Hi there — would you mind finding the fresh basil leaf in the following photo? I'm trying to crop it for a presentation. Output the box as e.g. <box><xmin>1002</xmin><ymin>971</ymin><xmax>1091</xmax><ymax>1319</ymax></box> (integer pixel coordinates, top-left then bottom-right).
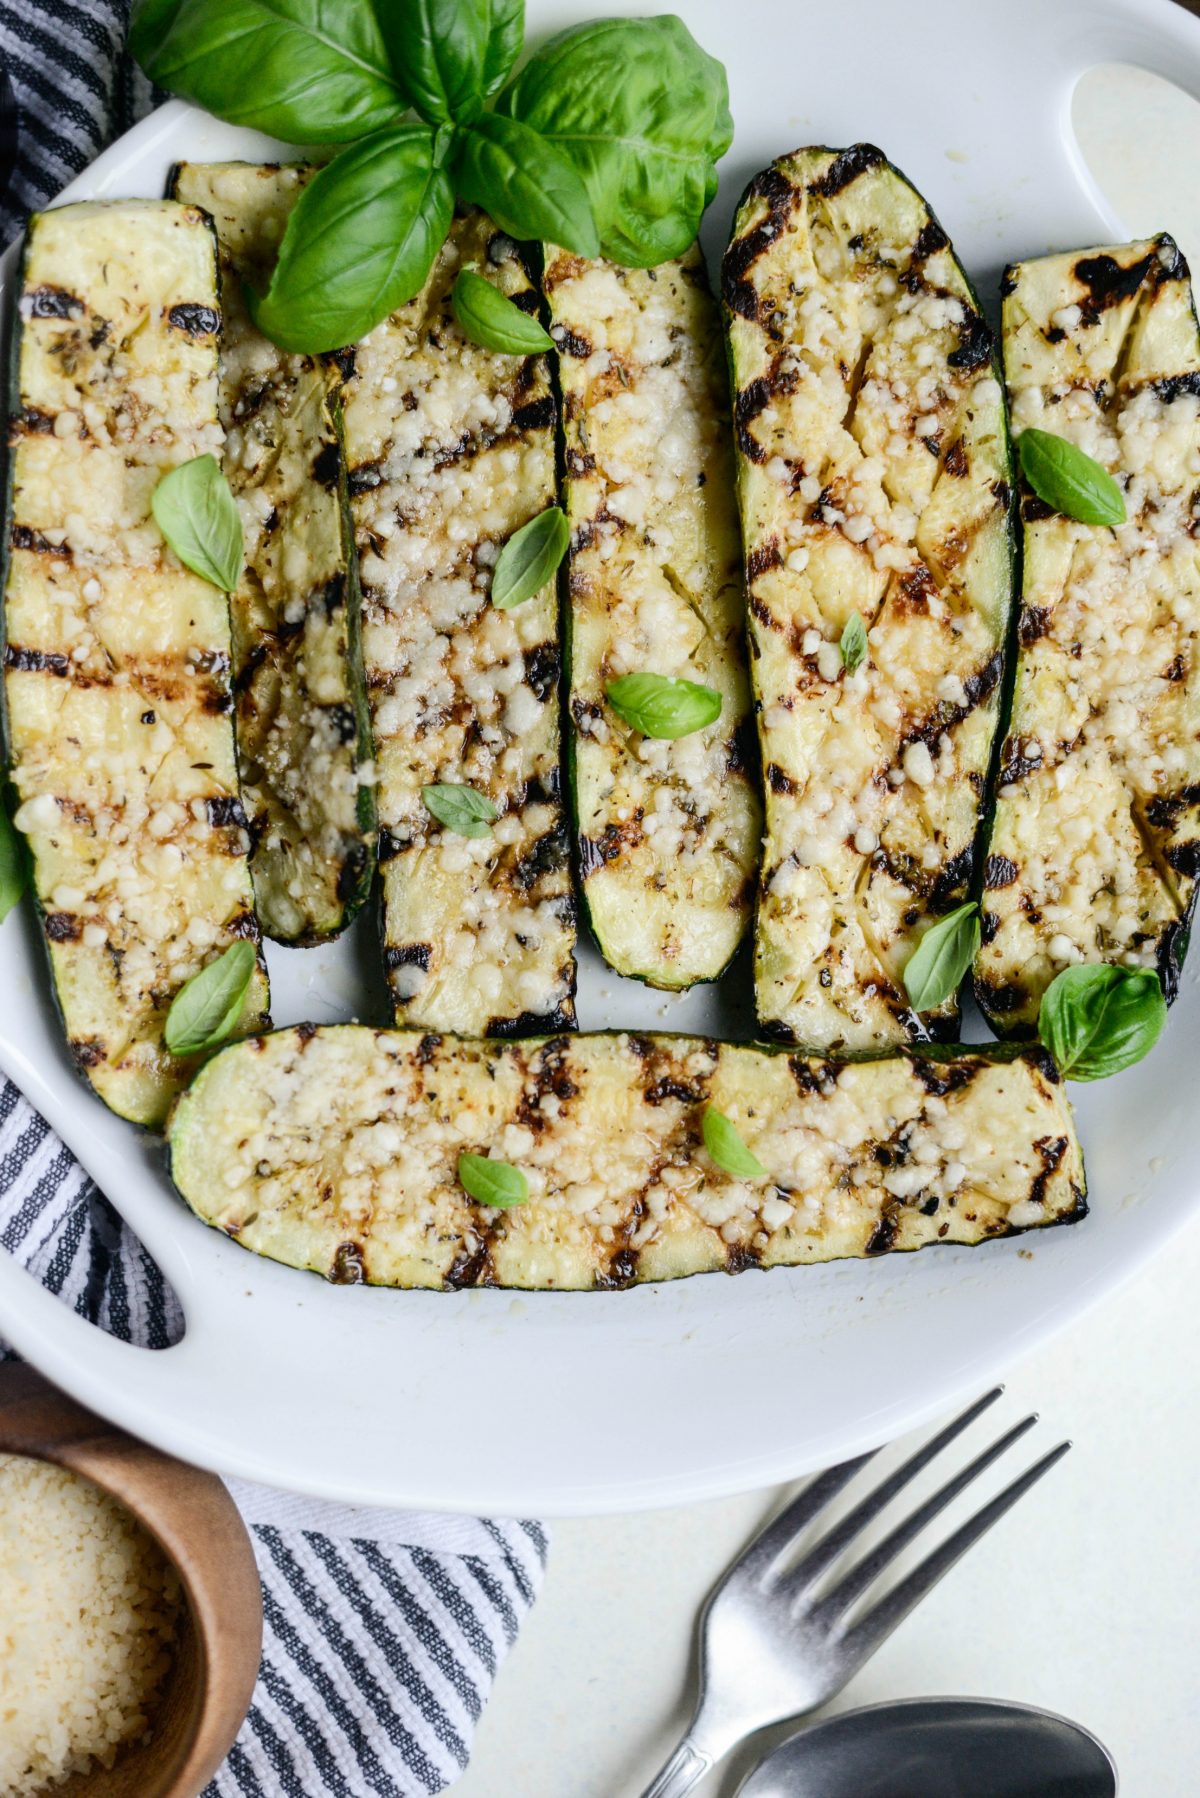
<box><xmin>481</xmin><ymin>0</ymin><xmax>524</xmax><ymax>99</ymax></box>
<box><xmin>840</xmin><ymin>610</ymin><xmax>867</xmax><ymax>674</ymax></box>
<box><xmin>0</xmin><ymin>797</ymin><xmax>28</xmax><ymax>923</ymax></box>
<box><xmin>376</xmin><ymin>0</ymin><xmax>489</xmax><ymax>124</ymax></box>
<box><xmin>458</xmin><ymin>1152</ymin><xmax>528</xmax><ymax>1207</ymax></box>
<box><xmin>129</xmin><ymin>0</ymin><xmax>406</xmax><ymax>143</ymax></box>
<box><xmin>1018</xmin><ymin>428</ymin><xmax>1126</xmax><ymax>527</ymax></box>
<box><xmin>702</xmin><ymin>1107</ymin><xmax>767</xmax><ymax>1181</ymax></box>
<box><xmin>422</xmin><ymin>782</ymin><xmax>498</xmax><ymax>838</ymax></box>
<box><xmin>1038</xmin><ymin>963</ymin><xmax>1165</xmax><ymax>1081</ymax></box>
<box><xmin>247</xmin><ymin>126</ymin><xmax>454</xmax><ymax>354</ymax></box>
<box><xmin>902</xmin><ymin>903</ymin><xmax>980</xmax><ymax>1011</ymax></box>
<box><xmin>454</xmin><ymin>112</ymin><xmax>599</xmax><ymax>258</ymax></box>
<box><xmin>164</xmin><ymin>940</ymin><xmax>257</xmax><ymax>1057</ymax></box>
<box><xmin>151</xmin><ymin>455</ymin><xmax>243</xmax><ymax>591</ymax></box>
<box><xmin>497</xmin><ymin>15</ymin><xmax>731</xmax><ymax>265</ymax></box>
<box><xmin>491</xmin><ymin>506</ymin><xmax>569</xmax><ymax>609</ymax></box>
<box><xmin>452</xmin><ymin>269</ymin><xmax>554</xmax><ymax>355</ymax></box>
<box><xmin>605</xmin><ymin>673</ymin><xmax>722</xmax><ymax>740</ymax></box>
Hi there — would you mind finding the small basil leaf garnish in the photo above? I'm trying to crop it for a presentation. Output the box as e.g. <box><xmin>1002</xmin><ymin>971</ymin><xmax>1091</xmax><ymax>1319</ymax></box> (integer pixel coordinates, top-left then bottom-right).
<box><xmin>606</xmin><ymin>673</ymin><xmax>722</xmax><ymax>740</ymax></box>
<box><xmin>422</xmin><ymin>782</ymin><xmax>498</xmax><ymax>838</ymax></box>
<box><xmin>702</xmin><ymin>1106</ymin><xmax>767</xmax><ymax>1181</ymax></box>
<box><xmin>1017</xmin><ymin>428</ymin><xmax>1126</xmax><ymax>527</ymax></box>
<box><xmin>840</xmin><ymin>610</ymin><xmax>867</xmax><ymax>674</ymax></box>
<box><xmin>1038</xmin><ymin>963</ymin><xmax>1166</xmax><ymax>1081</ymax></box>
<box><xmin>151</xmin><ymin>454</ymin><xmax>243</xmax><ymax>591</ymax></box>
<box><xmin>0</xmin><ymin>799</ymin><xmax>28</xmax><ymax>923</ymax></box>
<box><xmin>164</xmin><ymin>940</ymin><xmax>257</xmax><ymax>1057</ymax></box>
<box><xmin>453</xmin><ymin>111</ymin><xmax>599</xmax><ymax>257</ymax></box>
<box><xmin>902</xmin><ymin>902</ymin><xmax>980</xmax><ymax>1012</ymax></box>
<box><xmin>458</xmin><ymin>1151</ymin><xmax>529</xmax><ymax>1207</ymax></box>
<box><xmin>491</xmin><ymin>505</ymin><xmax>569</xmax><ymax>609</ymax></box>
<box><xmin>452</xmin><ymin>269</ymin><xmax>554</xmax><ymax>355</ymax></box>
<box><xmin>247</xmin><ymin>125</ymin><xmax>454</xmax><ymax>354</ymax></box>
<box><xmin>495</xmin><ymin>15</ymin><xmax>732</xmax><ymax>266</ymax></box>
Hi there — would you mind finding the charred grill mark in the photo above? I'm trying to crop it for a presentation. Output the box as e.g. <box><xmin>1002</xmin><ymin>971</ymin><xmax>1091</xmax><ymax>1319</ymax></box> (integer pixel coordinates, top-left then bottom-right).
<box><xmin>976</xmin><ymin>978</ymin><xmax>1025</xmax><ymax>1015</ymax></box>
<box><xmin>566</xmin><ymin>448</ymin><xmax>596</xmax><ymax>478</ymax></box>
<box><xmin>727</xmin><ymin>716</ymin><xmax>757</xmax><ymax>777</ymax></box>
<box><xmin>788</xmin><ymin>1056</ymin><xmax>837</xmax><ymax>1095</ymax></box>
<box><xmin>26</xmin><ymin>285</ymin><xmax>82</xmax><ymax>318</ymax></box>
<box><xmin>385</xmin><ymin>943</ymin><xmax>431</xmax><ymax>984</ymax></box>
<box><xmin>553</xmin><ymin>326</ymin><xmax>592</xmax><ymax>358</ymax></box>
<box><xmin>943</xmin><ymin>438</ymin><xmax>968</xmax><ymax>478</ymax></box>
<box><xmin>70</xmin><ymin>1037</ymin><xmax>106</xmax><ymax>1070</ymax></box>
<box><xmin>234</xmin><ymin>642</ymin><xmax>268</xmax><ymax>694</ymax></box>
<box><xmin>980</xmin><ymin>909</ymin><xmax>1000</xmax><ymax>945</ymax></box>
<box><xmin>1021</xmin><ymin>493</ymin><xmax>1056</xmax><ymax>524</ymax></box>
<box><xmin>984</xmin><ymin>854</ymin><xmax>1019</xmax><ymax>889</ymax></box>
<box><xmin>1147</xmin><ymin>371</ymin><xmax>1200</xmax><ymax>404</ymax></box>
<box><xmin>767</xmin><ymin>762</ymin><xmax>796</xmax><ymax>794</ymax></box>
<box><xmin>912</xmin><ymin>219</ymin><xmax>950</xmax><ymax>262</ymax></box>
<box><xmin>1158</xmin><ymin>915</ymin><xmax>1191</xmax><ymax>1003</ymax></box>
<box><xmin>225</xmin><ymin>909</ymin><xmax>259</xmax><ymax>942</ymax></box>
<box><xmin>328</xmin><ymin>1241</ymin><xmax>366</xmax><ymax>1284</ymax></box>
<box><xmin>930</xmin><ymin>846</ymin><xmax>973</xmax><ymax>911</ymax></box>
<box><xmin>746</xmin><ymin>538</ymin><xmax>783</xmax><ymax>582</ymax></box>
<box><xmin>1166</xmin><ymin>840</ymin><xmax>1200</xmax><ymax>878</ymax></box>
<box><xmin>1073</xmin><ymin>251</ymin><xmax>1156</xmax><ymax>325</ymax></box>
<box><xmin>524</xmin><ymin>642</ymin><xmax>559</xmax><ymax>701</ymax></box>
<box><xmin>734</xmin><ymin>375</ymin><xmax>773</xmax><ymax>462</ymax></box>
<box><xmin>812</xmin><ymin>142</ymin><xmax>885</xmax><ymax>197</ymax></box>
<box><xmin>310</xmin><ymin>440</ymin><xmax>340</xmax><ymax>486</ymax></box>
<box><xmin>898</xmin><ymin>649</ymin><xmax>1002</xmax><ymax>757</ymax></box>
<box><xmin>327</xmin><ymin>345</ymin><xmax>356</xmax><ymax>382</ymax></box>
<box><xmin>336</xmin><ymin>841</ymin><xmax>369</xmax><ymax>902</ymax></box>
<box><xmin>5</xmin><ymin>645</ymin><xmax>70</xmax><ymax>675</ymax></box>
<box><xmin>512</xmin><ymin>823</ymin><xmax>568</xmax><ymax>890</ymax></box>
<box><xmin>1026</xmin><ymin>1135</ymin><xmax>1068</xmax><ymax>1212</ymax></box>
<box><xmin>1164</xmin><ymin>654</ymin><xmax>1187</xmax><ymax>683</ymax></box>
<box><xmin>910</xmin><ymin>1054</ymin><xmax>979</xmax><ymax>1097</ymax></box>
<box><xmin>516</xmin><ymin>1036</ymin><xmax>579</xmax><ymax>1133</ymax></box>
<box><xmin>947</xmin><ymin>308</ymin><xmax>993</xmax><ymax>371</ymax></box>
<box><xmin>645</xmin><ymin>1075</ymin><xmax>705</xmax><ymax>1106</ymax></box>
<box><xmin>1000</xmin><ymin>266</ymin><xmax>1018</xmax><ymax>298</ymax></box>
<box><xmin>865</xmin><ymin>1204</ymin><xmax>902</xmax><ymax>1254</ymax></box>
<box><xmin>12</xmin><ymin>406</ymin><xmax>55</xmax><ymax>435</ymax></box>
<box><xmin>444</xmin><ymin>1239</ymin><xmax>494</xmax><ymax>1289</ymax></box>
<box><xmin>722</xmin><ymin>163</ymin><xmax>797</xmax><ymax>322</ymax></box>
<box><xmin>44</xmin><ymin>911</ymin><xmax>81</xmax><ymax>942</ymax></box>
<box><xmin>347</xmin><ymin>460</ymin><xmax>383</xmax><ymax>498</ymax></box>
<box><xmin>377</xmin><ymin>829</ymin><xmax>405</xmax><ymax>863</ymax></box>
<box><xmin>512</xmin><ymin>395</ymin><xmax>555</xmax><ymax>432</ymax></box>
<box><xmin>1145</xmin><ymin>785</ymin><xmax>1200</xmax><ymax>828</ymax></box>
<box><xmin>487</xmin><ymin>1001</ymin><xmax>576</xmax><ymax>1038</ymax></box>
<box><xmin>325</xmin><ymin>703</ymin><xmax>357</xmax><ymax>744</ymax></box>
<box><xmin>415</xmin><ymin>1032</ymin><xmax>442</xmax><ymax>1065</ymax></box>
<box><xmin>578</xmin><ymin>816</ymin><xmax>641</xmax><ymax>877</ymax></box>
<box><xmin>166</xmin><ymin>303</ymin><xmax>220</xmax><ymax>337</ymax></box>
<box><xmin>205</xmin><ymin>796</ymin><xmax>249</xmax><ymax>830</ymax></box>
<box><xmin>10</xmin><ymin>524</ymin><xmax>65</xmax><ymax>555</ymax></box>
<box><xmin>1019</xmin><ymin>605</ymin><xmax>1052</xmax><ymax>647</ymax></box>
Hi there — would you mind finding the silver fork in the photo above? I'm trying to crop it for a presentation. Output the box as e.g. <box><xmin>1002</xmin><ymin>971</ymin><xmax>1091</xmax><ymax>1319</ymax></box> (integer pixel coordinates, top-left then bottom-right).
<box><xmin>639</xmin><ymin>1389</ymin><xmax>1069</xmax><ymax>1798</ymax></box>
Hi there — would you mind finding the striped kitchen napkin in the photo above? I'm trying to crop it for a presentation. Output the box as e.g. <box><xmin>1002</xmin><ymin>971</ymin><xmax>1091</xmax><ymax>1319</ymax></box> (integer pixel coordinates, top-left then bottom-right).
<box><xmin>0</xmin><ymin>6</ymin><xmax>547</xmax><ymax>1794</ymax></box>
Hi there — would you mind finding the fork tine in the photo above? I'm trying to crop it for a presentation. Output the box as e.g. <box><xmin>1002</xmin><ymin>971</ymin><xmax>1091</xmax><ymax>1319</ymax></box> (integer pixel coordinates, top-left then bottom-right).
<box><xmin>837</xmin><ymin>1439</ymin><xmax>1071</xmax><ymax>1661</ymax></box>
<box><xmin>779</xmin><ymin>1386</ymin><xmax>1005</xmax><ymax>1598</ymax></box>
<box><xmin>813</xmin><ymin>1410</ymin><xmax>1038</xmax><ymax>1620</ymax></box>
<box><xmin>731</xmin><ymin>1453</ymin><xmax>878</xmax><ymax>1587</ymax></box>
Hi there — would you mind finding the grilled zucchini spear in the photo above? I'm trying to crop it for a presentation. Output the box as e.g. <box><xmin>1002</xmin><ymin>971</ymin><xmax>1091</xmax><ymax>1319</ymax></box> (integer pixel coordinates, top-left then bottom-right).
<box><xmin>169</xmin><ymin>1026</ymin><xmax>1084</xmax><ymax>1290</ymax></box>
<box><xmin>169</xmin><ymin>162</ymin><xmax>376</xmax><ymax>945</ymax></box>
<box><xmin>340</xmin><ymin>209</ymin><xmax>576</xmax><ymax>1036</ymax></box>
<box><xmin>543</xmin><ymin>245</ymin><xmax>760</xmax><ymax>986</ymax></box>
<box><xmin>1</xmin><ymin>200</ymin><xmax>269</xmax><ymax>1126</ymax></box>
<box><xmin>724</xmin><ymin>145</ymin><xmax>1014</xmax><ymax>1051</ymax></box>
<box><xmin>976</xmin><ymin>236</ymin><xmax>1200</xmax><ymax>1030</ymax></box>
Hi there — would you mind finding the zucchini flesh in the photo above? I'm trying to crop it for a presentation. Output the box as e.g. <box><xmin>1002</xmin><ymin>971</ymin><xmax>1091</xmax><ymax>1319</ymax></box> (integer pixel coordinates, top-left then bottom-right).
<box><xmin>168</xmin><ymin>1026</ymin><xmax>1084</xmax><ymax>1290</ymax></box>
<box><xmin>977</xmin><ymin>236</ymin><xmax>1200</xmax><ymax>1030</ymax></box>
<box><xmin>169</xmin><ymin>162</ymin><xmax>376</xmax><ymax>945</ymax></box>
<box><xmin>340</xmin><ymin>210</ymin><xmax>576</xmax><ymax>1036</ymax></box>
<box><xmin>1</xmin><ymin>200</ymin><xmax>269</xmax><ymax>1127</ymax></box>
<box><xmin>724</xmin><ymin>146</ymin><xmax>1014</xmax><ymax>1051</ymax></box>
<box><xmin>543</xmin><ymin>245</ymin><xmax>760</xmax><ymax>987</ymax></box>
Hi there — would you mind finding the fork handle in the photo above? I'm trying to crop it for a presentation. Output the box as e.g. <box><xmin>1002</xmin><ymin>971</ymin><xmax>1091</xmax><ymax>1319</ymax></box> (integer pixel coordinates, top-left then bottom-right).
<box><xmin>638</xmin><ymin>1739</ymin><xmax>714</xmax><ymax>1798</ymax></box>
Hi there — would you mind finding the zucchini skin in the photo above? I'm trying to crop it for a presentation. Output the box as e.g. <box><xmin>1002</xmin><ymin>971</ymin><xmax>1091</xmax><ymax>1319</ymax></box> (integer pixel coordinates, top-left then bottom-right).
<box><xmin>977</xmin><ymin>236</ymin><xmax>1200</xmax><ymax>1032</ymax></box>
<box><xmin>1</xmin><ymin>200</ymin><xmax>269</xmax><ymax>1128</ymax></box>
<box><xmin>543</xmin><ymin>244</ymin><xmax>761</xmax><ymax>989</ymax></box>
<box><xmin>167</xmin><ymin>1025</ymin><xmax>1084</xmax><ymax>1291</ymax></box>
<box><xmin>723</xmin><ymin>145</ymin><xmax>1015</xmax><ymax>1053</ymax></box>
<box><xmin>340</xmin><ymin>209</ymin><xmax>577</xmax><ymax>1037</ymax></box>
<box><xmin>168</xmin><ymin>162</ymin><xmax>377</xmax><ymax>946</ymax></box>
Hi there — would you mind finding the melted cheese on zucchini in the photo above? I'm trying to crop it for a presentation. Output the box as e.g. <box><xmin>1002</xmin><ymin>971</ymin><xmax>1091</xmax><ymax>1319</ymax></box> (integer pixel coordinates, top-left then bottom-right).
<box><xmin>543</xmin><ymin>245</ymin><xmax>760</xmax><ymax>987</ymax></box>
<box><xmin>977</xmin><ymin>237</ymin><xmax>1200</xmax><ymax>1030</ymax></box>
<box><xmin>2</xmin><ymin>201</ymin><xmax>269</xmax><ymax>1126</ymax></box>
<box><xmin>169</xmin><ymin>1026</ymin><xmax>1084</xmax><ymax>1290</ymax></box>
<box><xmin>169</xmin><ymin>162</ymin><xmax>376</xmax><ymax>945</ymax></box>
<box><xmin>340</xmin><ymin>210</ymin><xmax>576</xmax><ymax>1036</ymax></box>
<box><xmin>724</xmin><ymin>145</ymin><xmax>1013</xmax><ymax>1051</ymax></box>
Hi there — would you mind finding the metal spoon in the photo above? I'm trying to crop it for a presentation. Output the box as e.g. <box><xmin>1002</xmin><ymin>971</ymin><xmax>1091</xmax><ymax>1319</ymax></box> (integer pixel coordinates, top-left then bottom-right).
<box><xmin>738</xmin><ymin>1697</ymin><xmax>1117</xmax><ymax>1798</ymax></box>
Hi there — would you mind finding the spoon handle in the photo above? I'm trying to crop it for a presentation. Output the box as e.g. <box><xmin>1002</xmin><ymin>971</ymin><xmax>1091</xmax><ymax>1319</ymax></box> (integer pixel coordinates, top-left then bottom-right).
<box><xmin>638</xmin><ymin>1738</ymin><xmax>714</xmax><ymax>1798</ymax></box>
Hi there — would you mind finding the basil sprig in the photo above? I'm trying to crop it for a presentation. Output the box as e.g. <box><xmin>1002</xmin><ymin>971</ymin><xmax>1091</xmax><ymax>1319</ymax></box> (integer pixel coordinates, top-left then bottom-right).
<box><xmin>164</xmin><ymin>940</ymin><xmax>257</xmax><ymax>1057</ymax></box>
<box><xmin>1038</xmin><ymin>964</ymin><xmax>1165</xmax><ymax>1081</ymax></box>
<box><xmin>422</xmin><ymin>782</ymin><xmax>498</xmax><ymax>839</ymax></box>
<box><xmin>840</xmin><ymin>610</ymin><xmax>867</xmax><ymax>674</ymax></box>
<box><xmin>1018</xmin><ymin>428</ymin><xmax>1126</xmax><ymax>527</ymax></box>
<box><xmin>151</xmin><ymin>455</ymin><xmax>243</xmax><ymax>591</ymax></box>
<box><xmin>458</xmin><ymin>1152</ymin><xmax>528</xmax><ymax>1207</ymax></box>
<box><xmin>132</xmin><ymin>1</ymin><xmax>731</xmax><ymax>352</ymax></box>
<box><xmin>452</xmin><ymin>270</ymin><xmax>554</xmax><ymax>355</ymax></box>
<box><xmin>902</xmin><ymin>903</ymin><xmax>980</xmax><ymax>1012</ymax></box>
<box><xmin>702</xmin><ymin>1107</ymin><xmax>767</xmax><ymax>1181</ymax></box>
<box><xmin>606</xmin><ymin>673</ymin><xmax>722</xmax><ymax>740</ymax></box>
<box><xmin>491</xmin><ymin>506</ymin><xmax>569</xmax><ymax>609</ymax></box>
<box><xmin>0</xmin><ymin>798</ymin><xmax>28</xmax><ymax>923</ymax></box>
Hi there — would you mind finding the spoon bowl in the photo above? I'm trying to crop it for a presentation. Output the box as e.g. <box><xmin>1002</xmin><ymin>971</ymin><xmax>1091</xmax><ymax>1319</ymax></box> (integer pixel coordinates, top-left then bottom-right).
<box><xmin>738</xmin><ymin>1697</ymin><xmax>1117</xmax><ymax>1798</ymax></box>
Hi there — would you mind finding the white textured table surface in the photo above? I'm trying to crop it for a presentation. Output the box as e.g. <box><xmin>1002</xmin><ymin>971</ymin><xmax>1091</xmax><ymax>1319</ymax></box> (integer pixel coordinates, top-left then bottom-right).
<box><xmin>456</xmin><ymin>62</ymin><xmax>1200</xmax><ymax>1798</ymax></box>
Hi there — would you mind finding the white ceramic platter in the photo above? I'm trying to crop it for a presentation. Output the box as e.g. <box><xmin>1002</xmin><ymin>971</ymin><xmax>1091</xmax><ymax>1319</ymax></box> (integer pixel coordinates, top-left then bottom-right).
<box><xmin>3</xmin><ymin>0</ymin><xmax>1200</xmax><ymax>1515</ymax></box>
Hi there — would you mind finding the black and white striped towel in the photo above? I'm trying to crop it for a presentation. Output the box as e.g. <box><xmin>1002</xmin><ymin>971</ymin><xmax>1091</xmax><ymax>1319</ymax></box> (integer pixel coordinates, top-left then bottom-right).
<box><xmin>0</xmin><ymin>7</ymin><xmax>547</xmax><ymax>1794</ymax></box>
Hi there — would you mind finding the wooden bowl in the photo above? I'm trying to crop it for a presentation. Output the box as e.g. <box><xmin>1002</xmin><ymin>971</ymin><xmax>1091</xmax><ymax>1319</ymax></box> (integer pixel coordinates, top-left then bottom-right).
<box><xmin>0</xmin><ymin>1361</ymin><xmax>263</xmax><ymax>1798</ymax></box>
